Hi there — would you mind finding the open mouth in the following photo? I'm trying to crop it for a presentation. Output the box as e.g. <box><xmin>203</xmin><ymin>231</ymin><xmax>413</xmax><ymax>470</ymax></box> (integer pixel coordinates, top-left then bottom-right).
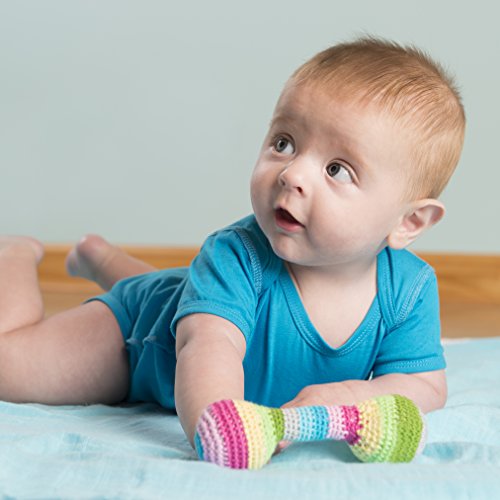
<box><xmin>275</xmin><ymin>207</ymin><xmax>304</xmax><ymax>231</ymax></box>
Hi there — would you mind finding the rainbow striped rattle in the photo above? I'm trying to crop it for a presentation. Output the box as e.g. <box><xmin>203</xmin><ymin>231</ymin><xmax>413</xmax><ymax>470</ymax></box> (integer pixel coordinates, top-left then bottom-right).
<box><xmin>194</xmin><ymin>394</ymin><xmax>426</xmax><ymax>469</ymax></box>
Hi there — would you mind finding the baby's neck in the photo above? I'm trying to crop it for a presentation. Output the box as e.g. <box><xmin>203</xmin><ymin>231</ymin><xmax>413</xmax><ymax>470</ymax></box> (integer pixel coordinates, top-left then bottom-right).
<box><xmin>286</xmin><ymin>258</ymin><xmax>377</xmax><ymax>296</ymax></box>
<box><xmin>286</xmin><ymin>260</ymin><xmax>378</xmax><ymax>349</ymax></box>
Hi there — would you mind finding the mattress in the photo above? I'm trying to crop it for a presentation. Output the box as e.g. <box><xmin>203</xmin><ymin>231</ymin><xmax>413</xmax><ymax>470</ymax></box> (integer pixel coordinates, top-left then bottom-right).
<box><xmin>1</xmin><ymin>337</ymin><xmax>499</xmax><ymax>499</ymax></box>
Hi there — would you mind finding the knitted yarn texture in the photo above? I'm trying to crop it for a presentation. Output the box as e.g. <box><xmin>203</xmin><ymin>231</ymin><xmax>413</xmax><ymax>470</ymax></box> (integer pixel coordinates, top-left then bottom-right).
<box><xmin>194</xmin><ymin>394</ymin><xmax>426</xmax><ymax>469</ymax></box>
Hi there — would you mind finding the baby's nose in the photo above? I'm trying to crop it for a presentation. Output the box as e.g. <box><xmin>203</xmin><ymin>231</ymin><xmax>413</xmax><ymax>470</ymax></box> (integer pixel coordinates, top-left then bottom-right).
<box><xmin>278</xmin><ymin>162</ymin><xmax>309</xmax><ymax>195</ymax></box>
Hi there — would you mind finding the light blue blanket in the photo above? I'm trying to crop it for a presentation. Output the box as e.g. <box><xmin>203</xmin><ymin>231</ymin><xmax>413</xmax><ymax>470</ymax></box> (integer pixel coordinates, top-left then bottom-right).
<box><xmin>1</xmin><ymin>337</ymin><xmax>500</xmax><ymax>499</ymax></box>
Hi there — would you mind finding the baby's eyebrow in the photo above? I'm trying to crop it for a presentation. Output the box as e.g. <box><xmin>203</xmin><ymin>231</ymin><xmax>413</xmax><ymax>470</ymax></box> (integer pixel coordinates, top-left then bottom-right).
<box><xmin>269</xmin><ymin>115</ymin><xmax>289</xmax><ymax>128</ymax></box>
<box><xmin>269</xmin><ymin>110</ymin><xmax>308</xmax><ymax>131</ymax></box>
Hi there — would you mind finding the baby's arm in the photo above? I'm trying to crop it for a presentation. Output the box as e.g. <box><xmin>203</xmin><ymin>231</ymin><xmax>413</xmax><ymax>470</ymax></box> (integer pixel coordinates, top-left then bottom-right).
<box><xmin>175</xmin><ymin>313</ymin><xmax>247</xmax><ymax>445</ymax></box>
<box><xmin>283</xmin><ymin>370</ymin><xmax>447</xmax><ymax>414</ymax></box>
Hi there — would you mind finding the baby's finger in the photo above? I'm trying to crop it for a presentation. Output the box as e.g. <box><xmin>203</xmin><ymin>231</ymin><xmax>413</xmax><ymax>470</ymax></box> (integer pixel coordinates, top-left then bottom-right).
<box><xmin>273</xmin><ymin>440</ymin><xmax>291</xmax><ymax>455</ymax></box>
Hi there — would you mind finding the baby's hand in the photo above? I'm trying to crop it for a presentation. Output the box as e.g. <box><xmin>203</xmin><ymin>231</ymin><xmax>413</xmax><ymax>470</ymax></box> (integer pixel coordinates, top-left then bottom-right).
<box><xmin>275</xmin><ymin>384</ymin><xmax>341</xmax><ymax>455</ymax></box>
<box><xmin>282</xmin><ymin>382</ymin><xmax>356</xmax><ymax>409</ymax></box>
<box><xmin>274</xmin><ymin>382</ymin><xmax>360</xmax><ymax>455</ymax></box>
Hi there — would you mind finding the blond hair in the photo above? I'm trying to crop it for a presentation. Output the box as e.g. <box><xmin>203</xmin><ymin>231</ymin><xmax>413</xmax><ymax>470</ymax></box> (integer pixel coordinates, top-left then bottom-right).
<box><xmin>291</xmin><ymin>37</ymin><xmax>465</xmax><ymax>199</ymax></box>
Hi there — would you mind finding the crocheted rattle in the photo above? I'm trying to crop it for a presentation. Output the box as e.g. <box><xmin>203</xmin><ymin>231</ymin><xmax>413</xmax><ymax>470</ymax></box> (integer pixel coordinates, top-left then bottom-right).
<box><xmin>194</xmin><ymin>394</ymin><xmax>426</xmax><ymax>469</ymax></box>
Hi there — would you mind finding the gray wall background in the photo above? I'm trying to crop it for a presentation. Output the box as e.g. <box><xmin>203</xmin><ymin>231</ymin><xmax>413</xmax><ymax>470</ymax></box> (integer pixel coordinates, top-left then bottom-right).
<box><xmin>1</xmin><ymin>0</ymin><xmax>498</xmax><ymax>252</ymax></box>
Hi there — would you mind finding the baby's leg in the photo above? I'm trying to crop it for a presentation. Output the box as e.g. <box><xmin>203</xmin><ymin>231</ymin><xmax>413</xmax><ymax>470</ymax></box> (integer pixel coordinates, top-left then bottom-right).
<box><xmin>0</xmin><ymin>237</ymin><xmax>128</xmax><ymax>404</ymax></box>
<box><xmin>0</xmin><ymin>237</ymin><xmax>45</xmax><ymax>334</ymax></box>
<box><xmin>66</xmin><ymin>234</ymin><xmax>156</xmax><ymax>291</ymax></box>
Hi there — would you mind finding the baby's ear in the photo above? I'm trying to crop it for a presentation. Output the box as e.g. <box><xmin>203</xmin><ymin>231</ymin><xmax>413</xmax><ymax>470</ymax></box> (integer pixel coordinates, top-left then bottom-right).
<box><xmin>388</xmin><ymin>199</ymin><xmax>445</xmax><ymax>250</ymax></box>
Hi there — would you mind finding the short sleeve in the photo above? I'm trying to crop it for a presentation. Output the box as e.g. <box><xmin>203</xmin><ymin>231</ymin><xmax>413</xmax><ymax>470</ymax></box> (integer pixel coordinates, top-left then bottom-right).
<box><xmin>170</xmin><ymin>228</ymin><xmax>258</xmax><ymax>341</ymax></box>
<box><xmin>373</xmin><ymin>271</ymin><xmax>446</xmax><ymax>376</ymax></box>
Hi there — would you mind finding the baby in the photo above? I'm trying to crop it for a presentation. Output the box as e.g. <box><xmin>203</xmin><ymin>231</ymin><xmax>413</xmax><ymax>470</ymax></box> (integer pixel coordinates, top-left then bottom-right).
<box><xmin>0</xmin><ymin>37</ymin><xmax>465</xmax><ymax>468</ymax></box>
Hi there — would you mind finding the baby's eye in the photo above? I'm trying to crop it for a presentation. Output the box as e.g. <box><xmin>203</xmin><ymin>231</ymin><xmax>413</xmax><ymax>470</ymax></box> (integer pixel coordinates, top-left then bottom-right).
<box><xmin>326</xmin><ymin>162</ymin><xmax>353</xmax><ymax>184</ymax></box>
<box><xmin>273</xmin><ymin>136</ymin><xmax>295</xmax><ymax>155</ymax></box>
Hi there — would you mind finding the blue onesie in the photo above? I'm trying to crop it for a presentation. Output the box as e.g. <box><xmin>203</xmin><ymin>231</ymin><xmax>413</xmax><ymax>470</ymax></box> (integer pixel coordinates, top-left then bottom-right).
<box><xmin>90</xmin><ymin>215</ymin><xmax>445</xmax><ymax>409</ymax></box>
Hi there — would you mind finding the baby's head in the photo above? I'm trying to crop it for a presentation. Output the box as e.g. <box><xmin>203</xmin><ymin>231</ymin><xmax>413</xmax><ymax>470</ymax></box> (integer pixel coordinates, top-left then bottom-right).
<box><xmin>251</xmin><ymin>37</ymin><xmax>465</xmax><ymax>267</ymax></box>
<box><xmin>289</xmin><ymin>37</ymin><xmax>465</xmax><ymax>201</ymax></box>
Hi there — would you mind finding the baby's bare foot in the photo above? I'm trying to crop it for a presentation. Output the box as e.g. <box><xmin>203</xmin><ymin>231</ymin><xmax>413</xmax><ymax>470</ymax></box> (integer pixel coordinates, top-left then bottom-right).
<box><xmin>66</xmin><ymin>234</ymin><xmax>121</xmax><ymax>290</ymax></box>
<box><xmin>0</xmin><ymin>236</ymin><xmax>44</xmax><ymax>263</ymax></box>
<box><xmin>67</xmin><ymin>235</ymin><xmax>156</xmax><ymax>291</ymax></box>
